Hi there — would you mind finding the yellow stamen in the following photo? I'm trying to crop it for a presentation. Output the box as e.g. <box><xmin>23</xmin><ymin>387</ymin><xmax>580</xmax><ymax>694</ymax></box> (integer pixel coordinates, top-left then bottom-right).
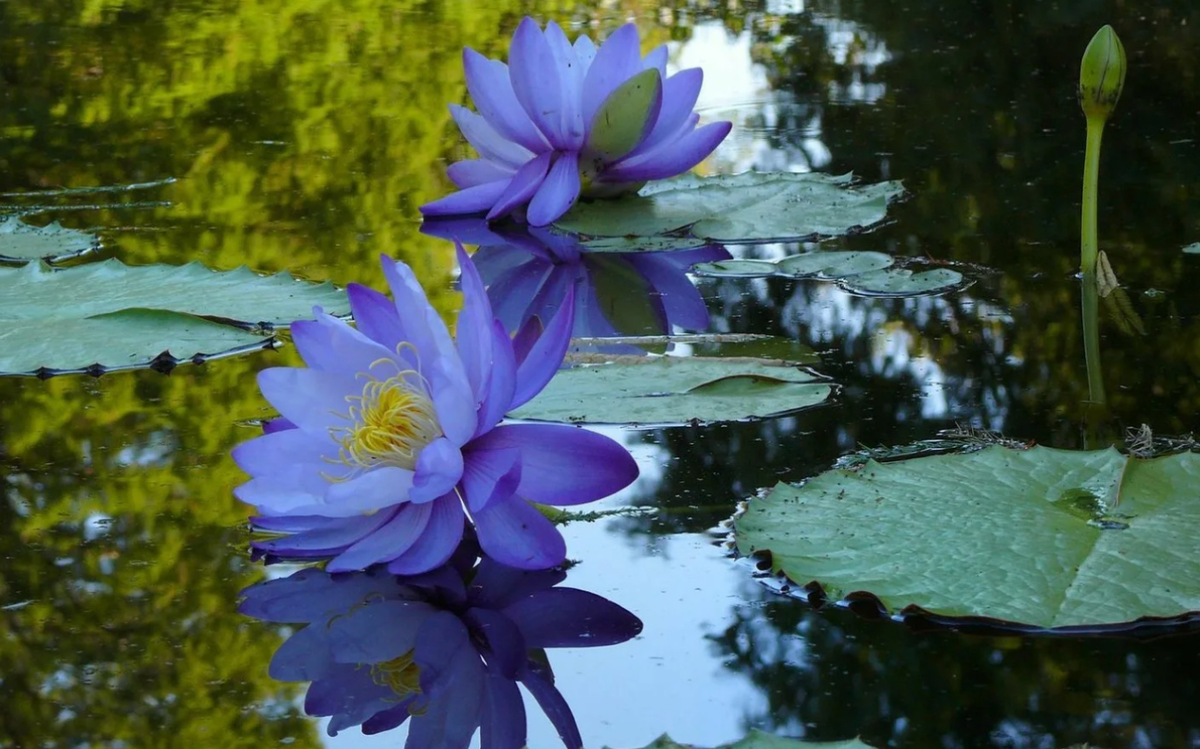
<box><xmin>369</xmin><ymin>650</ymin><xmax>424</xmax><ymax>706</ymax></box>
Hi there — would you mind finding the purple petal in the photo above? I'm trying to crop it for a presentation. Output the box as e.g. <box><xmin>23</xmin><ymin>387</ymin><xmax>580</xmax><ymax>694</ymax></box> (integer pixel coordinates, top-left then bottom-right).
<box><xmin>262</xmin><ymin>416</ymin><xmax>296</xmax><ymax>434</ymax></box>
<box><xmin>472</xmin><ymin>321</ymin><xmax>518</xmax><ymax>438</ymax></box>
<box><xmin>510</xmin><ymin>283</ymin><xmax>575</xmax><ymax>408</ymax></box>
<box><xmin>291</xmin><ymin>311</ymin><xmax>394</xmax><ymax>374</ymax></box>
<box><xmin>486</xmin><ymin>151</ymin><xmax>551</xmax><ymax>221</ymax></box>
<box><xmin>511</xmin><ymin>315</ymin><xmax>542</xmax><ymax>364</ymax></box>
<box><xmin>326</xmin><ymin>502</ymin><xmax>432</xmax><ymax>572</ymax></box>
<box><xmin>581</xmin><ymin>24</ymin><xmax>642</xmax><ymax>130</ymax></box>
<box><xmin>269</xmin><ymin>625</ymin><xmax>334</xmax><ymax>681</ymax></box>
<box><xmin>321</xmin><ymin>465</ymin><xmax>417</xmax><ymax>516</ymax></box>
<box><xmin>361</xmin><ymin>704</ymin><xmax>413</xmax><ymax>735</ymax></box>
<box><xmin>420</xmin><ymin>180</ymin><xmax>510</xmax><ymax>218</ymax></box>
<box><xmin>327</xmin><ymin>598</ymin><xmax>438</xmax><ymax>662</ymax></box>
<box><xmin>601</xmin><ymin>120</ymin><xmax>732</xmax><ymax>183</ymax></box>
<box><xmin>464</xmin><ymin>49</ymin><xmax>548</xmax><ymax>153</ymax></box>
<box><xmin>481</xmin><ymin>665</ymin><xmax>527</xmax><ymax>749</ymax></box>
<box><xmin>627</xmin><ymin>252</ymin><xmax>718</xmax><ymax>331</ymax></box>
<box><xmin>341</xmin><ymin>282</ymin><xmax>404</xmax><ymax>354</ymax></box>
<box><xmin>469</xmin><ymin>424</ymin><xmax>638</xmax><ymax>506</ymax></box>
<box><xmin>642</xmin><ymin>44</ymin><xmax>668</xmax><ymax>76</ymax></box>
<box><xmin>466</xmin><ymin>607</ymin><xmax>527</xmax><ymax>679</ymax></box>
<box><xmin>257</xmin><ymin>367</ymin><xmax>355</xmax><ymax>432</ymax></box>
<box><xmin>232</xmin><ymin>428</ymin><xmax>335</xmax><ymax>478</ymax></box>
<box><xmin>234</xmin><ymin>471</ymin><xmax>328</xmax><ymax>516</ymax></box>
<box><xmin>508</xmin><ymin>17</ymin><xmax>568</xmax><ymax>149</ymax></box>
<box><xmin>447</xmin><ymin>158</ymin><xmax>514</xmax><ymax>189</ymax></box>
<box><xmin>386</xmin><ymin>492</ymin><xmax>465</xmax><ymax>575</ymax></box>
<box><xmin>410</xmin><ymin>437</ymin><xmax>465</xmax><ymax>504</ymax></box>
<box><xmin>527</xmin><ymin>151</ymin><xmax>581</xmax><ymax>226</ymax></box>
<box><xmin>252</xmin><ymin>510</ymin><xmax>395</xmax><ymax>558</ymax></box>
<box><xmin>519</xmin><ymin>662</ymin><xmax>583</xmax><ymax>749</ymax></box>
<box><xmin>487</xmin><ymin>262</ymin><xmax>554</xmax><ymax>331</ymax></box>
<box><xmin>460</xmin><ymin>445</ymin><xmax>521</xmax><ymax>513</ymax></box>
<box><xmin>467</xmin><ymin>558</ymin><xmax>565</xmax><ymax>609</ymax></box>
<box><xmin>474</xmin><ymin>494</ymin><xmax>566</xmax><ymax>570</ymax></box>
<box><xmin>455</xmin><ymin>243</ymin><xmax>496</xmax><ymax>404</ymax></box>
<box><xmin>503</xmin><ymin>588</ymin><xmax>643</xmax><ymax>647</ymax></box>
<box><xmin>238</xmin><ymin>567</ymin><xmax>403</xmax><ymax>623</ymax></box>
<box><xmin>409</xmin><ymin>613</ymin><xmax>485</xmax><ymax>749</ymax></box>
<box><xmin>450</xmin><ymin>104</ymin><xmax>535</xmax><ymax>168</ymax></box>
<box><xmin>621</xmin><ymin>68</ymin><xmax>704</xmax><ymax>162</ymax></box>
<box><xmin>572</xmin><ymin>35</ymin><xmax>596</xmax><ymax>71</ymax></box>
<box><xmin>543</xmin><ymin>21</ymin><xmax>585</xmax><ymax>149</ymax></box>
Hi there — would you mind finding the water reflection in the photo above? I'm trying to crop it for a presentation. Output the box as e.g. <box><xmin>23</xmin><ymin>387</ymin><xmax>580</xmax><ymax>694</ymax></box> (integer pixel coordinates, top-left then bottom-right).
<box><xmin>423</xmin><ymin>218</ymin><xmax>729</xmax><ymax>338</ymax></box>
<box><xmin>239</xmin><ymin>535</ymin><xmax>642</xmax><ymax>747</ymax></box>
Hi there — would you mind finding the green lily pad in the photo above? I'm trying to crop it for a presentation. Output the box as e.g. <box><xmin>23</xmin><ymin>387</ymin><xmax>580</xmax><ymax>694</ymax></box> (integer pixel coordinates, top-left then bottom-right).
<box><xmin>0</xmin><ymin>215</ymin><xmax>101</xmax><ymax>264</ymax></box>
<box><xmin>555</xmin><ymin>172</ymin><xmax>905</xmax><ymax>244</ymax></box>
<box><xmin>579</xmin><ymin>236</ymin><xmax>715</xmax><ymax>253</ymax></box>
<box><xmin>734</xmin><ymin>444</ymin><xmax>1200</xmax><ymax>630</ymax></box>
<box><xmin>775</xmin><ymin>251</ymin><xmax>894</xmax><ymax>279</ymax></box>
<box><xmin>692</xmin><ymin>259</ymin><xmax>780</xmax><ymax>278</ymax></box>
<box><xmin>1183</xmin><ymin>242</ymin><xmax>1200</xmax><ymax>255</ymax></box>
<box><xmin>839</xmin><ymin>267</ymin><xmax>967</xmax><ymax>297</ymax></box>
<box><xmin>613</xmin><ymin>731</ymin><xmax>877</xmax><ymax>749</ymax></box>
<box><xmin>0</xmin><ymin>259</ymin><xmax>348</xmax><ymax>376</ymax></box>
<box><xmin>512</xmin><ymin>355</ymin><xmax>834</xmax><ymax>426</ymax></box>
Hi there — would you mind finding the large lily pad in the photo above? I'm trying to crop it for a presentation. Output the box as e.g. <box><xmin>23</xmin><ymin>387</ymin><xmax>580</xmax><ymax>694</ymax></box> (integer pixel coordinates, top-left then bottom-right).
<box><xmin>554</xmin><ymin>172</ymin><xmax>905</xmax><ymax>245</ymax></box>
<box><xmin>0</xmin><ymin>215</ymin><xmax>101</xmax><ymax>264</ymax></box>
<box><xmin>614</xmin><ymin>732</ymin><xmax>876</xmax><ymax>749</ymax></box>
<box><xmin>511</xmin><ymin>355</ymin><xmax>834</xmax><ymax>426</ymax></box>
<box><xmin>734</xmin><ymin>444</ymin><xmax>1200</xmax><ymax>630</ymax></box>
<box><xmin>839</xmin><ymin>267</ymin><xmax>966</xmax><ymax>296</ymax></box>
<box><xmin>0</xmin><ymin>259</ymin><xmax>348</xmax><ymax>375</ymax></box>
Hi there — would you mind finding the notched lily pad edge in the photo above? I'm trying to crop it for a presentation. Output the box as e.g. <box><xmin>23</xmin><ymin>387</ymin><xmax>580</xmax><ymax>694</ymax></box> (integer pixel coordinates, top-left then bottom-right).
<box><xmin>6</xmin><ymin>336</ymin><xmax>282</xmax><ymax>379</ymax></box>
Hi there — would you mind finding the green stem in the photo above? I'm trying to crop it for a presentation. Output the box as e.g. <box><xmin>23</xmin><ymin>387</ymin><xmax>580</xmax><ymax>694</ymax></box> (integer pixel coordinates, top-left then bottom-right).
<box><xmin>1080</xmin><ymin>118</ymin><xmax>1105</xmax><ymax>276</ymax></box>
<box><xmin>1081</xmin><ymin>270</ymin><xmax>1106</xmax><ymax>406</ymax></box>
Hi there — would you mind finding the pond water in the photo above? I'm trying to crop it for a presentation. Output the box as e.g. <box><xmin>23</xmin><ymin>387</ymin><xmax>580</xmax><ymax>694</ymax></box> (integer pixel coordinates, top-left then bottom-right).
<box><xmin>2</xmin><ymin>1</ymin><xmax>1200</xmax><ymax>748</ymax></box>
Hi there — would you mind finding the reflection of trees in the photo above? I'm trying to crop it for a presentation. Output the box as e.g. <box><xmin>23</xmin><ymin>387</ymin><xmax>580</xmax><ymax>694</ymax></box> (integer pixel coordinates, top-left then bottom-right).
<box><xmin>710</xmin><ymin>581</ymin><xmax>1200</xmax><ymax>747</ymax></box>
<box><xmin>0</xmin><ymin>361</ymin><xmax>317</xmax><ymax>747</ymax></box>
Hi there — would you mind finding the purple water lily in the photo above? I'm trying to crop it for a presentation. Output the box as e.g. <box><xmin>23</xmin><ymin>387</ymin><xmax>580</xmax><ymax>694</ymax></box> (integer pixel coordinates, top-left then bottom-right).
<box><xmin>233</xmin><ymin>248</ymin><xmax>638</xmax><ymax>574</ymax></box>
<box><xmin>423</xmin><ymin>218</ymin><xmax>730</xmax><ymax>339</ymax></box>
<box><xmin>420</xmin><ymin>17</ymin><xmax>732</xmax><ymax>227</ymax></box>
<box><xmin>238</xmin><ymin>544</ymin><xmax>642</xmax><ymax>748</ymax></box>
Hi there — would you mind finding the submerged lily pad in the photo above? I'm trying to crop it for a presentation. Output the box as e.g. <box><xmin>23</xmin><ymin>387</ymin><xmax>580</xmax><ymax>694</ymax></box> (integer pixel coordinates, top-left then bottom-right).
<box><xmin>512</xmin><ymin>355</ymin><xmax>834</xmax><ymax>426</ymax></box>
<box><xmin>840</xmin><ymin>267</ymin><xmax>967</xmax><ymax>296</ymax></box>
<box><xmin>692</xmin><ymin>259</ymin><xmax>780</xmax><ymax>278</ymax></box>
<box><xmin>734</xmin><ymin>445</ymin><xmax>1200</xmax><ymax>630</ymax></box>
<box><xmin>555</xmin><ymin>172</ymin><xmax>905</xmax><ymax>245</ymax></box>
<box><xmin>579</xmin><ymin>236</ymin><xmax>713</xmax><ymax>253</ymax></box>
<box><xmin>0</xmin><ymin>259</ymin><xmax>348</xmax><ymax>375</ymax></box>
<box><xmin>0</xmin><ymin>215</ymin><xmax>101</xmax><ymax>264</ymax></box>
<box><xmin>775</xmin><ymin>251</ymin><xmax>894</xmax><ymax>279</ymax></box>
<box><xmin>614</xmin><ymin>732</ymin><xmax>877</xmax><ymax>749</ymax></box>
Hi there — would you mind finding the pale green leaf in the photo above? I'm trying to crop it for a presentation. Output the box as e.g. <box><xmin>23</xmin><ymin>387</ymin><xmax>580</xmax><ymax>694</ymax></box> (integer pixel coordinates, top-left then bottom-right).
<box><xmin>776</xmin><ymin>251</ymin><xmax>893</xmax><ymax>279</ymax></box>
<box><xmin>734</xmin><ymin>445</ymin><xmax>1200</xmax><ymax>629</ymax></box>
<box><xmin>840</xmin><ymin>267</ymin><xmax>967</xmax><ymax>296</ymax></box>
<box><xmin>0</xmin><ymin>215</ymin><xmax>100</xmax><ymax>264</ymax></box>
<box><xmin>693</xmin><ymin>259</ymin><xmax>779</xmax><ymax>278</ymax></box>
<box><xmin>512</xmin><ymin>355</ymin><xmax>834</xmax><ymax>426</ymax></box>
<box><xmin>586</xmin><ymin>68</ymin><xmax>662</xmax><ymax>164</ymax></box>
<box><xmin>555</xmin><ymin>172</ymin><xmax>905</xmax><ymax>244</ymax></box>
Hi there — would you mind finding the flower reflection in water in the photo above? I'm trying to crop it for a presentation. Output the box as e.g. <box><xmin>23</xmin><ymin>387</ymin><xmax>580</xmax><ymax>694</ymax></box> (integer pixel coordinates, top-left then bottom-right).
<box><xmin>239</xmin><ymin>537</ymin><xmax>642</xmax><ymax>749</ymax></box>
<box><xmin>423</xmin><ymin>218</ymin><xmax>729</xmax><ymax>340</ymax></box>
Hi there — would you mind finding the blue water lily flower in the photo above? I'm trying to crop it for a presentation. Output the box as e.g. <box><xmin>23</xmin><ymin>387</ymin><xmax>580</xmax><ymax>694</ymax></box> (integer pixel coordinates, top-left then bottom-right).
<box><xmin>420</xmin><ymin>17</ymin><xmax>732</xmax><ymax>226</ymax></box>
<box><xmin>233</xmin><ymin>247</ymin><xmax>638</xmax><ymax>574</ymax></box>
<box><xmin>238</xmin><ymin>548</ymin><xmax>643</xmax><ymax>748</ymax></box>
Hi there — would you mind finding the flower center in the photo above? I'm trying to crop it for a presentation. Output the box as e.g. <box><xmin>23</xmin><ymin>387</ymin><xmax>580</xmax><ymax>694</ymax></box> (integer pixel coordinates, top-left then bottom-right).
<box><xmin>370</xmin><ymin>650</ymin><xmax>423</xmax><ymax>705</ymax></box>
<box><xmin>331</xmin><ymin>359</ymin><xmax>441</xmax><ymax>475</ymax></box>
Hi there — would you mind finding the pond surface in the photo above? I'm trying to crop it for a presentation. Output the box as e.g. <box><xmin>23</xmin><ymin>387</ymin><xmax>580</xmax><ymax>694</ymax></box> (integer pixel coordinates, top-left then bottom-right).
<box><xmin>3</xmin><ymin>1</ymin><xmax>1200</xmax><ymax>748</ymax></box>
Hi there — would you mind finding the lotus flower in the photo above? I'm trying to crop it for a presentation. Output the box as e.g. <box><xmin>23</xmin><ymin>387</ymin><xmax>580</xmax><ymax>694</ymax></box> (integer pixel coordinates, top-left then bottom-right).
<box><xmin>238</xmin><ymin>543</ymin><xmax>643</xmax><ymax>747</ymax></box>
<box><xmin>233</xmin><ymin>247</ymin><xmax>638</xmax><ymax>573</ymax></box>
<box><xmin>423</xmin><ymin>218</ymin><xmax>729</xmax><ymax>339</ymax></box>
<box><xmin>419</xmin><ymin>17</ymin><xmax>732</xmax><ymax>227</ymax></box>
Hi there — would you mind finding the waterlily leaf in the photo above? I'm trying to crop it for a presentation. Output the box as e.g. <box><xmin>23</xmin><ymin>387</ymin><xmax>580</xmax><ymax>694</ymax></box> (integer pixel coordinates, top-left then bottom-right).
<box><xmin>734</xmin><ymin>444</ymin><xmax>1200</xmax><ymax>630</ymax></box>
<box><xmin>0</xmin><ymin>259</ymin><xmax>347</xmax><ymax>375</ymax></box>
<box><xmin>613</xmin><ymin>731</ymin><xmax>877</xmax><ymax>749</ymax></box>
<box><xmin>512</xmin><ymin>355</ymin><xmax>834</xmax><ymax>426</ymax></box>
<box><xmin>839</xmin><ymin>267</ymin><xmax>967</xmax><ymax>297</ymax></box>
<box><xmin>579</xmin><ymin>235</ymin><xmax>715</xmax><ymax>253</ymax></box>
<box><xmin>555</xmin><ymin>172</ymin><xmax>905</xmax><ymax>244</ymax></box>
<box><xmin>775</xmin><ymin>251</ymin><xmax>894</xmax><ymax>279</ymax></box>
<box><xmin>1183</xmin><ymin>242</ymin><xmax>1200</xmax><ymax>254</ymax></box>
<box><xmin>0</xmin><ymin>215</ymin><xmax>101</xmax><ymax>264</ymax></box>
<box><xmin>692</xmin><ymin>259</ymin><xmax>779</xmax><ymax>278</ymax></box>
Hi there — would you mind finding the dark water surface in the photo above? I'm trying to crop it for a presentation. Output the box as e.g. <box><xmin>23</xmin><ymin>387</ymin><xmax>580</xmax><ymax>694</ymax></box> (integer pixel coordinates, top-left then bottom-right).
<box><xmin>2</xmin><ymin>1</ymin><xmax>1200</xmax><ymax>747</ymax></box>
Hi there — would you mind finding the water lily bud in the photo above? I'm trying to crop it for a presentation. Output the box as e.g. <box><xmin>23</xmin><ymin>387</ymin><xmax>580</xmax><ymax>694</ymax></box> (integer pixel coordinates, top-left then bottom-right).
<box><xmin>586</xmin><ymin>68</ymin><xmax>663</xmax><ymax>165</ymax></box>
<box><xmin>1079</xmin><ymin>25</ymin><xmax>1126</xmax><ymax>121</ymax></box>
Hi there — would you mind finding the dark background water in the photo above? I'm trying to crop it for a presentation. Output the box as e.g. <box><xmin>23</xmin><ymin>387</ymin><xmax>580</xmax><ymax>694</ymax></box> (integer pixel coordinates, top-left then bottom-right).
<box><xmin>1</xmin><ymin>1</ymin><xmax>1199</xmax><ymax>747</ymax></box>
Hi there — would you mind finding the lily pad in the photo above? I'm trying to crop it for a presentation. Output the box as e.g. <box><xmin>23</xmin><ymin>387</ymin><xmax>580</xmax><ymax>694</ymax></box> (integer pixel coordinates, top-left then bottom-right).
<box><xmin>614</xmin><ymin>732</ymin><xmax>877</xmax><ymax>749</ymax></box>
<box><xmin>775</xmin><ymin>251</ymin><xmax>894</xmax><ymax>279</ymax></box>
<box><xmin>0</xmin><ymin>259</ymin><xmax>348</xmax><ymax>375</ymax></box>
<box><xmin>692</xmin><ymin>259</ymin><xmax>780</xmax><ymax>278</ymax></box>
<box><xmin>734</xmin><ymin>444</ymin><xmax>1200</xmax><ymax>630</ymax></box>
<box><xmin>0</xmin><ymin>215</ymin><xmax>101</xmax><ymax>264</ymax></box>
<box><xmin>555</xmin><ymin>172</ymin><xmax>905</xmax><ymax>244</ymax></box>
<box><xmin>579</xmin><ymin>236</ymin><xmax>716</xmax><ymax>254</ymax></box>
<box><xmin>512</xmin><ymin>355</ymin><xmax>834</xmax><ymax>426</ymax></box>
<box><xmin>1183</xmin><ymin>242</ymin><xmax>1200</xmax><ymax>255</ymax></box>
<box><xmin>839</xmin><ymin>267</ymin><xmax>967</xmax><ymax>297</ymax></box>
